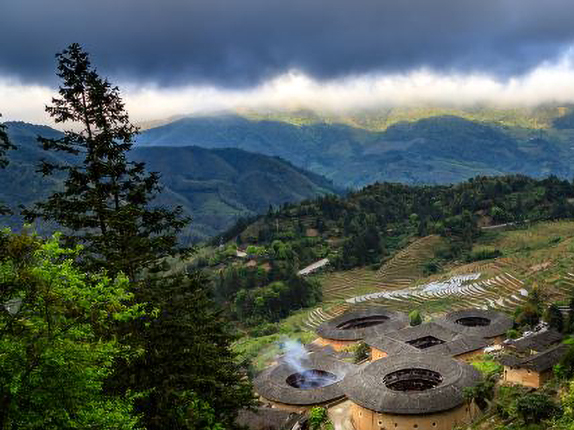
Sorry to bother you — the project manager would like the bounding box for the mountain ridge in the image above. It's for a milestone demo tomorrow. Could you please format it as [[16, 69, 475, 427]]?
[[0, 122, 339, 242], [136, 113, 574, 187]]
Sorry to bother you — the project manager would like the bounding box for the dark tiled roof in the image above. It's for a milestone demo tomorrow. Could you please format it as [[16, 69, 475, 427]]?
[[341, 354, 482, 414], [508, 329, 563, 353], [316, 307, 408, 341], [436, 309, 514, 339], [385, 322, 460, 343], [365, 334, 419, 355], [236, 408, 303, 430], [502, 344, 569, 373], [365, 322, 488, 358], [428, 335, 489, 357], [253, 354, 358, 406]]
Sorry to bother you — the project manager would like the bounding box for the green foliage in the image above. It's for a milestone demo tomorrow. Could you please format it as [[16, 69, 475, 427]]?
[[506, 328, 520, 339], [546, 304, 565, 332], [555, 380, 574, 428], [494, 385, 526, 420], [352, 342, 370, 363], [515, 285, 547, 328], [23, 43, 189, 279], [567, 295, 574, 334], [0, 114, 14, 170], [108, 273, 255, 430], [515, 393, 559, 424], [0, 122, 338, 243], [467, 246, 502, 262], [471, 357, 503, 376], [309, 407, 332, 430], [246, 245, 266, 256], [234, 278, 321, 324], [409, 310, 423, 326], [221, 175, 574, 274], [214, 261, 321, 325], [0, 230, 142, 430], [464, 365, 499, 410], [556, 345, 574, 380], [0, 114, 15, 215], [516, 303, 541, 328]]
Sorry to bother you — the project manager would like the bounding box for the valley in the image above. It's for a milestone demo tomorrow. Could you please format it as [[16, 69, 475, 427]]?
[[1, 122, 338, 241]]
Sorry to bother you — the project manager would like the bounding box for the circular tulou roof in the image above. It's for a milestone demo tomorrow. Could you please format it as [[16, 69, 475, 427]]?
[[341, 354, 481, 414], [436, 309, 514, 339], [316, 307, 409, 341], [253, 354, 358, 406]]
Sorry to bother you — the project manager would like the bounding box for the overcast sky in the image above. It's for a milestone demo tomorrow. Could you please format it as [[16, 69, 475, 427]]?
[[3, 0, 574, 124]]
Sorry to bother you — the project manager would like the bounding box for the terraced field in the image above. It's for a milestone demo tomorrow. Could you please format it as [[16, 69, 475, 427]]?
[[302, 222, 574, 330], [318, 235, 445, 301]]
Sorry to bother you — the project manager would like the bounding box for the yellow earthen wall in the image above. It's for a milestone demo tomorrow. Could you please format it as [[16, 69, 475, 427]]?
[[371, 347, 483, 362], [489, 335, 505, 345], [370, 347, 388, 361], [453, 349, 484, 362], [350, 402, 476, 430], [315, 336, 357, 351], [502, 366, 552, 389]]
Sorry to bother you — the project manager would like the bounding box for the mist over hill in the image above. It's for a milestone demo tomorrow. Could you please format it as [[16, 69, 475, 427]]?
[[0, 122, 338, 241], [136, 109, 574, 187]]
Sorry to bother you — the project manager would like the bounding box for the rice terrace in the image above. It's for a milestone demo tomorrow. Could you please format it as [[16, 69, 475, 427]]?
[[302, 221, 574, 333]]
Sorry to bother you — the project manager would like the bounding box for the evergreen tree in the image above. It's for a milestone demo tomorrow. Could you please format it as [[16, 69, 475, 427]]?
[[545, 304, 564, 332], [24, 44, 188, 279], [110, 274, 255, 430], [0, 115, 14, 169], [567, 295, 574, 333], [0, 115, 15, 214]]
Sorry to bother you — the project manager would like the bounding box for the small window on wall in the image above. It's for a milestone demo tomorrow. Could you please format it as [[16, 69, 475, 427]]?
[[432, 423, 437, 427], [378, 421, 383, 426], [394, 424, 397, 428], [414, 425, 418, 429]]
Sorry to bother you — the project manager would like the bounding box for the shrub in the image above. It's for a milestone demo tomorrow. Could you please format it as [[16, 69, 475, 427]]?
[[309, 407, 329, 430], [409, 310, 423, 326], [515, 393, 559, 424], [353, 342, 370, 363], [467, 246, 502, 262]]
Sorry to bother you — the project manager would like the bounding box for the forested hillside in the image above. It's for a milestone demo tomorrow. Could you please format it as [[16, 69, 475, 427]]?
[[0, 122, 338, 241], [198, 175, 574, 330], [136, 113, 574, 187]]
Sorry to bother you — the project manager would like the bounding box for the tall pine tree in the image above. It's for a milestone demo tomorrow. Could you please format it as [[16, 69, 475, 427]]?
[[0, 114, 16, 215], [25, 44, 188, 279], [0, 115, 15, 214], [111, 274, 255, 430], [0, 115, 14, 168], [27, 44, 255, 429]]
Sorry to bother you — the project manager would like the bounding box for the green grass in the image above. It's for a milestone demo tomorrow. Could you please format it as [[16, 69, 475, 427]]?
[[233, 309, 317, 372], [471, 356, 503, 375]]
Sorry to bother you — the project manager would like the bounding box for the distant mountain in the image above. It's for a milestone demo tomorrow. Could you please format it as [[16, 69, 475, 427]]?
[[234, 105, 571, 131], [136, 113, 574, 187], [0, 122, 338, 242]]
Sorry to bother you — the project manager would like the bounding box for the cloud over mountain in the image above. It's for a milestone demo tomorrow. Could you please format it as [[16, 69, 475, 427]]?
[[2, 0, 574, 87]]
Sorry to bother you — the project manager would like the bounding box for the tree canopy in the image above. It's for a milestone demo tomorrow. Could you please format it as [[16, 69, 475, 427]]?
[[24, 44, 189, 280], [0, 230, 143, 430]]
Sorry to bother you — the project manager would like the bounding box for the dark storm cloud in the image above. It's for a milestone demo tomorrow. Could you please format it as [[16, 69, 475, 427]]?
[[2, 0, 574, 87]]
